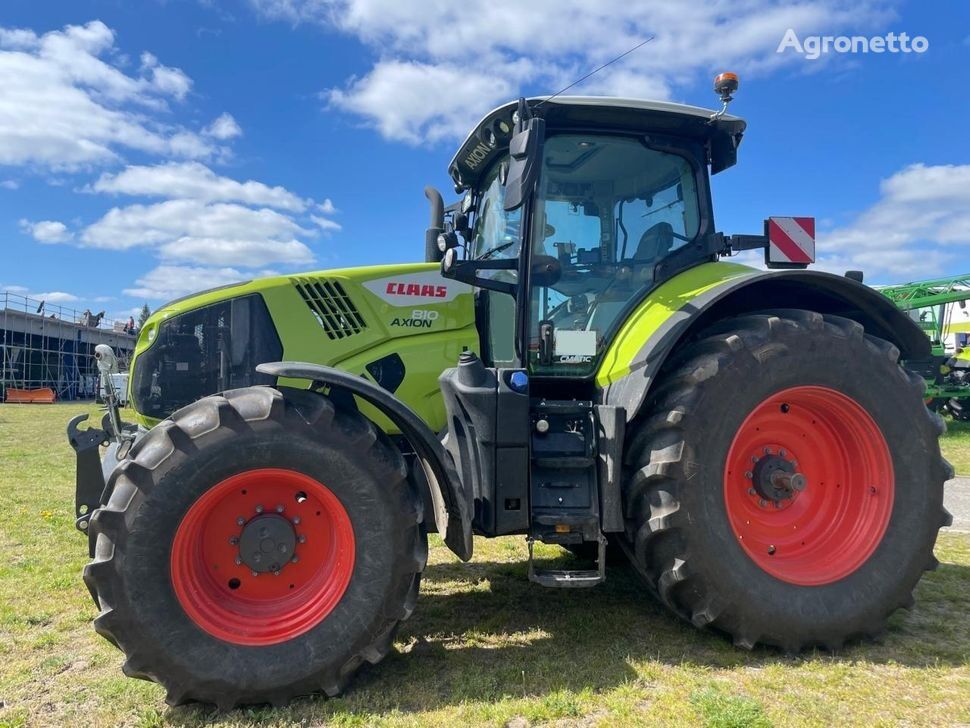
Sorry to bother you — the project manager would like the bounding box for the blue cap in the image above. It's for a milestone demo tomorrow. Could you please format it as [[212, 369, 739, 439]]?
[[508, 371, 529, 393]]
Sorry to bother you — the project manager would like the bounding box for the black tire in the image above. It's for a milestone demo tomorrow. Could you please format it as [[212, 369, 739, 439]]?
[[622, 311, 953, 651], [84, 386, 427, 708]]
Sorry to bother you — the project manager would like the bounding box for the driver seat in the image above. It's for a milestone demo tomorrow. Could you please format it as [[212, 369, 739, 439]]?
[[633, 222, 674, 264], [585, 222, 676, 334]]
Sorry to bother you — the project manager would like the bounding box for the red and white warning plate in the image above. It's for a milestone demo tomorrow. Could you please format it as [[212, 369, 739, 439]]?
[[767, 217, 815, 266]]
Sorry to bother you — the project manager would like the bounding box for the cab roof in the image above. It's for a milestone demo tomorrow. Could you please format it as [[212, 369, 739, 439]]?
[[448, 96, 746, 190]]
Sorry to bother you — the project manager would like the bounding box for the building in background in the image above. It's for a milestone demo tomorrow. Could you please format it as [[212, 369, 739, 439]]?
[[1, 291, 134, 401]]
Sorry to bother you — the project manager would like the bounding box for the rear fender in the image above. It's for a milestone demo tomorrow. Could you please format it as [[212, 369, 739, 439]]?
[[597, 264, 930, 423], [257, 361, 473, 561]]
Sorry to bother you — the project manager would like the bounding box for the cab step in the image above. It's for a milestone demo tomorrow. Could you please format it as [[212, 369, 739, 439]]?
[[527, 537, 606, 588]]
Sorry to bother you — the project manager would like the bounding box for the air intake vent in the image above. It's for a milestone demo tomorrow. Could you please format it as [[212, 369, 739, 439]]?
[[292, 278, 367, 340]]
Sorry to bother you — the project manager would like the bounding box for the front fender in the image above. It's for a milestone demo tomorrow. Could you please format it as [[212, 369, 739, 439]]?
[[597, 263, 929, 423], [257, 361, 473, 561]]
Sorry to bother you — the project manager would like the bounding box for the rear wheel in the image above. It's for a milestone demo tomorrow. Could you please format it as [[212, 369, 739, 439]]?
[[84, 386, 426, 708], [622, 311, 953, 650]]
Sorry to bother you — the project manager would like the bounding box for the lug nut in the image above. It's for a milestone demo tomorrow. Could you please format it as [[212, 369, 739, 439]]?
[[236, 516, 245, 526], [276, 504, 285, 513], [763, 447, 772, 455], [234, 556, 242, 565], [291, 556, 299, 564], [251, 570, 259, 577], [228, 536, 239, 545], [255, 504, 264, 514], [298, 535, 306, 544], [273, 570, 281, 576], [767, 545, 776, 555], [747, 488, 756, 496], [759, 499, 768, 507], [744, 471, 753, 480], [779, 449, 787, 457], [292, 516, 301, 525]]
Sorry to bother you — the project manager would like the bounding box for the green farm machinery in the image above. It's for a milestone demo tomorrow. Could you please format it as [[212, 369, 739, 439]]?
[[877, 274, 970, 417], [66, 78, 952, 708]]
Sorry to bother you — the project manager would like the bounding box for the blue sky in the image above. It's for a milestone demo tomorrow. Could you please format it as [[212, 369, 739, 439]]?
[[0, 0, 968, 323]]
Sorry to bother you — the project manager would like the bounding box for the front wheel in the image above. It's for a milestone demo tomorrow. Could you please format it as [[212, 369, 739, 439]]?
[[622, 311, 953, 650], [84, 386, 426, 708]]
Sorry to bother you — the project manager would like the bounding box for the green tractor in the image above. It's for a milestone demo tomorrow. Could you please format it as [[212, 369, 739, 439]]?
[[68, 79, 952, 708]]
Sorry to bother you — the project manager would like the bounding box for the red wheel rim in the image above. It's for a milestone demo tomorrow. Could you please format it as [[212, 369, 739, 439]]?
[[723, 386, 894, 586], [170, 468, 355, 645]]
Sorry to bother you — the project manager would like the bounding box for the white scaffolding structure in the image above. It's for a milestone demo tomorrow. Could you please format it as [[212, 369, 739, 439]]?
[[1, 291, 136, 401]]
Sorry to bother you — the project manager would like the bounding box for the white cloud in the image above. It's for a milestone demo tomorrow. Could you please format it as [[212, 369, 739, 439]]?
[[816, 163, 970, 280], [140, 50, 192, 100], [204, 112, 242, 140], [19, 218, 72, 242], [2, 19, 340, 306], [328, 60, 515, 144], [82, 163, 338, 278], [311, 214, 341, 232], [34, 290, 79, 303], [0, 179, 18, 189], [0, 20, 216, 169], [123, 264, 277, 300], [254, 0, 891, 144], [159, 236, 314, 267], [92, 161, 308, 211], [0, 283, 78, 303], [81, 198, 314, 264]]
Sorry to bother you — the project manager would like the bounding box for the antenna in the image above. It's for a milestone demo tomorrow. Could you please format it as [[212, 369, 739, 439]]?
[[534, 35, 656, 109]]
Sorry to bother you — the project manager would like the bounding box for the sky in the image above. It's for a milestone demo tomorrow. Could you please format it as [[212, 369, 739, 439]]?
[[0, 0, 968, 324]]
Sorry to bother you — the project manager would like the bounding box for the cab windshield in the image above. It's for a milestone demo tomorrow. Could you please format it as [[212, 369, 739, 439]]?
[[528, 134, 701, 376], [470, 159, 521, 262], [470, 157, 521, 366]]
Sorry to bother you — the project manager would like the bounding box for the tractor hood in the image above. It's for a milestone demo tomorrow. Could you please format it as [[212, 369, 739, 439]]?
[[448, 96, 746, 191], [129, 263, 478, 429]]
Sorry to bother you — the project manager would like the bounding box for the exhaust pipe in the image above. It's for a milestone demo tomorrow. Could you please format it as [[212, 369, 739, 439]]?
[[424, 186, 445, 263]]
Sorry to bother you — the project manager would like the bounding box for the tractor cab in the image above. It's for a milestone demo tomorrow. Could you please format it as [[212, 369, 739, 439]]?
[[438, 96, 745, 384], [429, 97, 749, 581]]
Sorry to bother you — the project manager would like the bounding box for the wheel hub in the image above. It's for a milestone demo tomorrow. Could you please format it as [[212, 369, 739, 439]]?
[[238, 514, 297, 573], [749, 451, 806, 507]]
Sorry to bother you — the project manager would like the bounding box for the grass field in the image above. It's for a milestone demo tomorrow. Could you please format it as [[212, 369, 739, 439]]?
[[0, 403, 968, 728]]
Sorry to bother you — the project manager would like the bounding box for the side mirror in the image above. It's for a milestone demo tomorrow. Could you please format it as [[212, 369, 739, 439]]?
[[504, 102, 545, 212]]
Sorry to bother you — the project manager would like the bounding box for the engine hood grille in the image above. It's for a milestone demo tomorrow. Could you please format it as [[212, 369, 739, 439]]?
[[291, 277, 367, 340]]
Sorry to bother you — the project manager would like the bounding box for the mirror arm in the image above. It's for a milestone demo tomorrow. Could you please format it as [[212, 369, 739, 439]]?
[[443, 258, 518, 297]]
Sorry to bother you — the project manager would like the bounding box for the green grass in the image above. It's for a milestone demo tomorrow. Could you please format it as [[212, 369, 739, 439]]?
[[942, 417, 970, 476], [0, 403, 968, 727]]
